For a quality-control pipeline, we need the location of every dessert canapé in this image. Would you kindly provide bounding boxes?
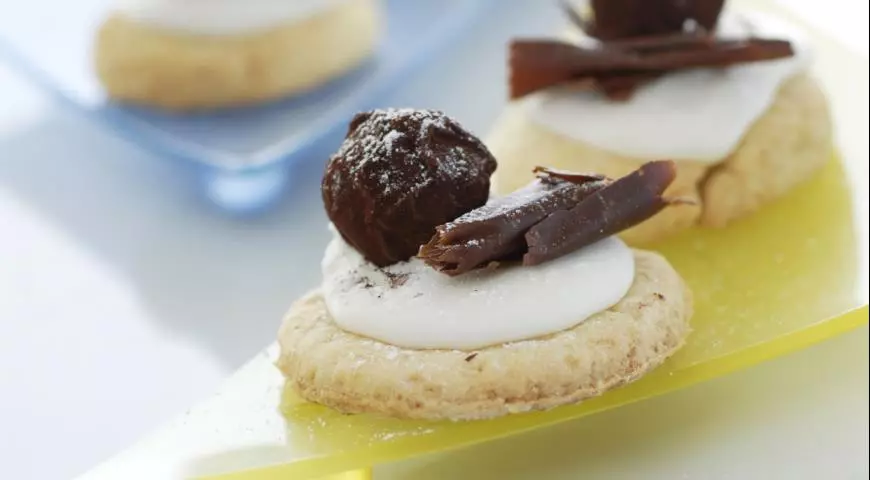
[488,0,832,243]
[94,0,381,111]
[277,109,693,421]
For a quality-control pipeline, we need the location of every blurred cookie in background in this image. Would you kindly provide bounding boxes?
[94,0,382,111]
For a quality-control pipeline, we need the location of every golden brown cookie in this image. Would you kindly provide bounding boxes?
[277,249,692,421]
[487,73,833,244]
[94,0,381,111]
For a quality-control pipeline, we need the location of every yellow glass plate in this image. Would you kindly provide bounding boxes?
[79,2,868,480]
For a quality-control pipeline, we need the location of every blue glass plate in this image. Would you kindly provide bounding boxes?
[0,0,496,211]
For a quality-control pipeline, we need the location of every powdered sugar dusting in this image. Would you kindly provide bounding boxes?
[321,108,498,266]
[382,130,404,152]
[327,109,496,201]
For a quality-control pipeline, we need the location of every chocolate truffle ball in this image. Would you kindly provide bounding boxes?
[588,0,725,40]
[322,109,497,267]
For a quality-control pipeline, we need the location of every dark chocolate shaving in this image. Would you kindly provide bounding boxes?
[510,0,793,100]
[420,161,680,275]
[524,160,677,265]
[603,32,716,52]
[533,165,608,184]
[419,174,610,276]
[509,37,794,100]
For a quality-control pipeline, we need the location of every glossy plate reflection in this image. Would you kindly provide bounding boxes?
[78,154,867,480]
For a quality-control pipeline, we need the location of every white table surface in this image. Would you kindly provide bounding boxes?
[0,1,867,479]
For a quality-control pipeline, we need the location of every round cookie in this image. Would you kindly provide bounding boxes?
[487,73,833,244]
[94,0,381,111]
[277,249,692,421]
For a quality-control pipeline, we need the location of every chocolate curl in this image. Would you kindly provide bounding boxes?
[604,32,716,52]
[509,37,794,100]
[524,160,678,266]
[623,38,793,67]
[533,166,608,184]
[509,31,716,98]
[510,40,615,100]
[419,175,609,276]
[421,162,684,276]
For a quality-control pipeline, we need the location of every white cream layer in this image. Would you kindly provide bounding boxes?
[115,0,345,35]
[321,233,635,350]
[523,11,813,161]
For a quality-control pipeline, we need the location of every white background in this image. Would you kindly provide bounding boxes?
[0,1,867,479]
